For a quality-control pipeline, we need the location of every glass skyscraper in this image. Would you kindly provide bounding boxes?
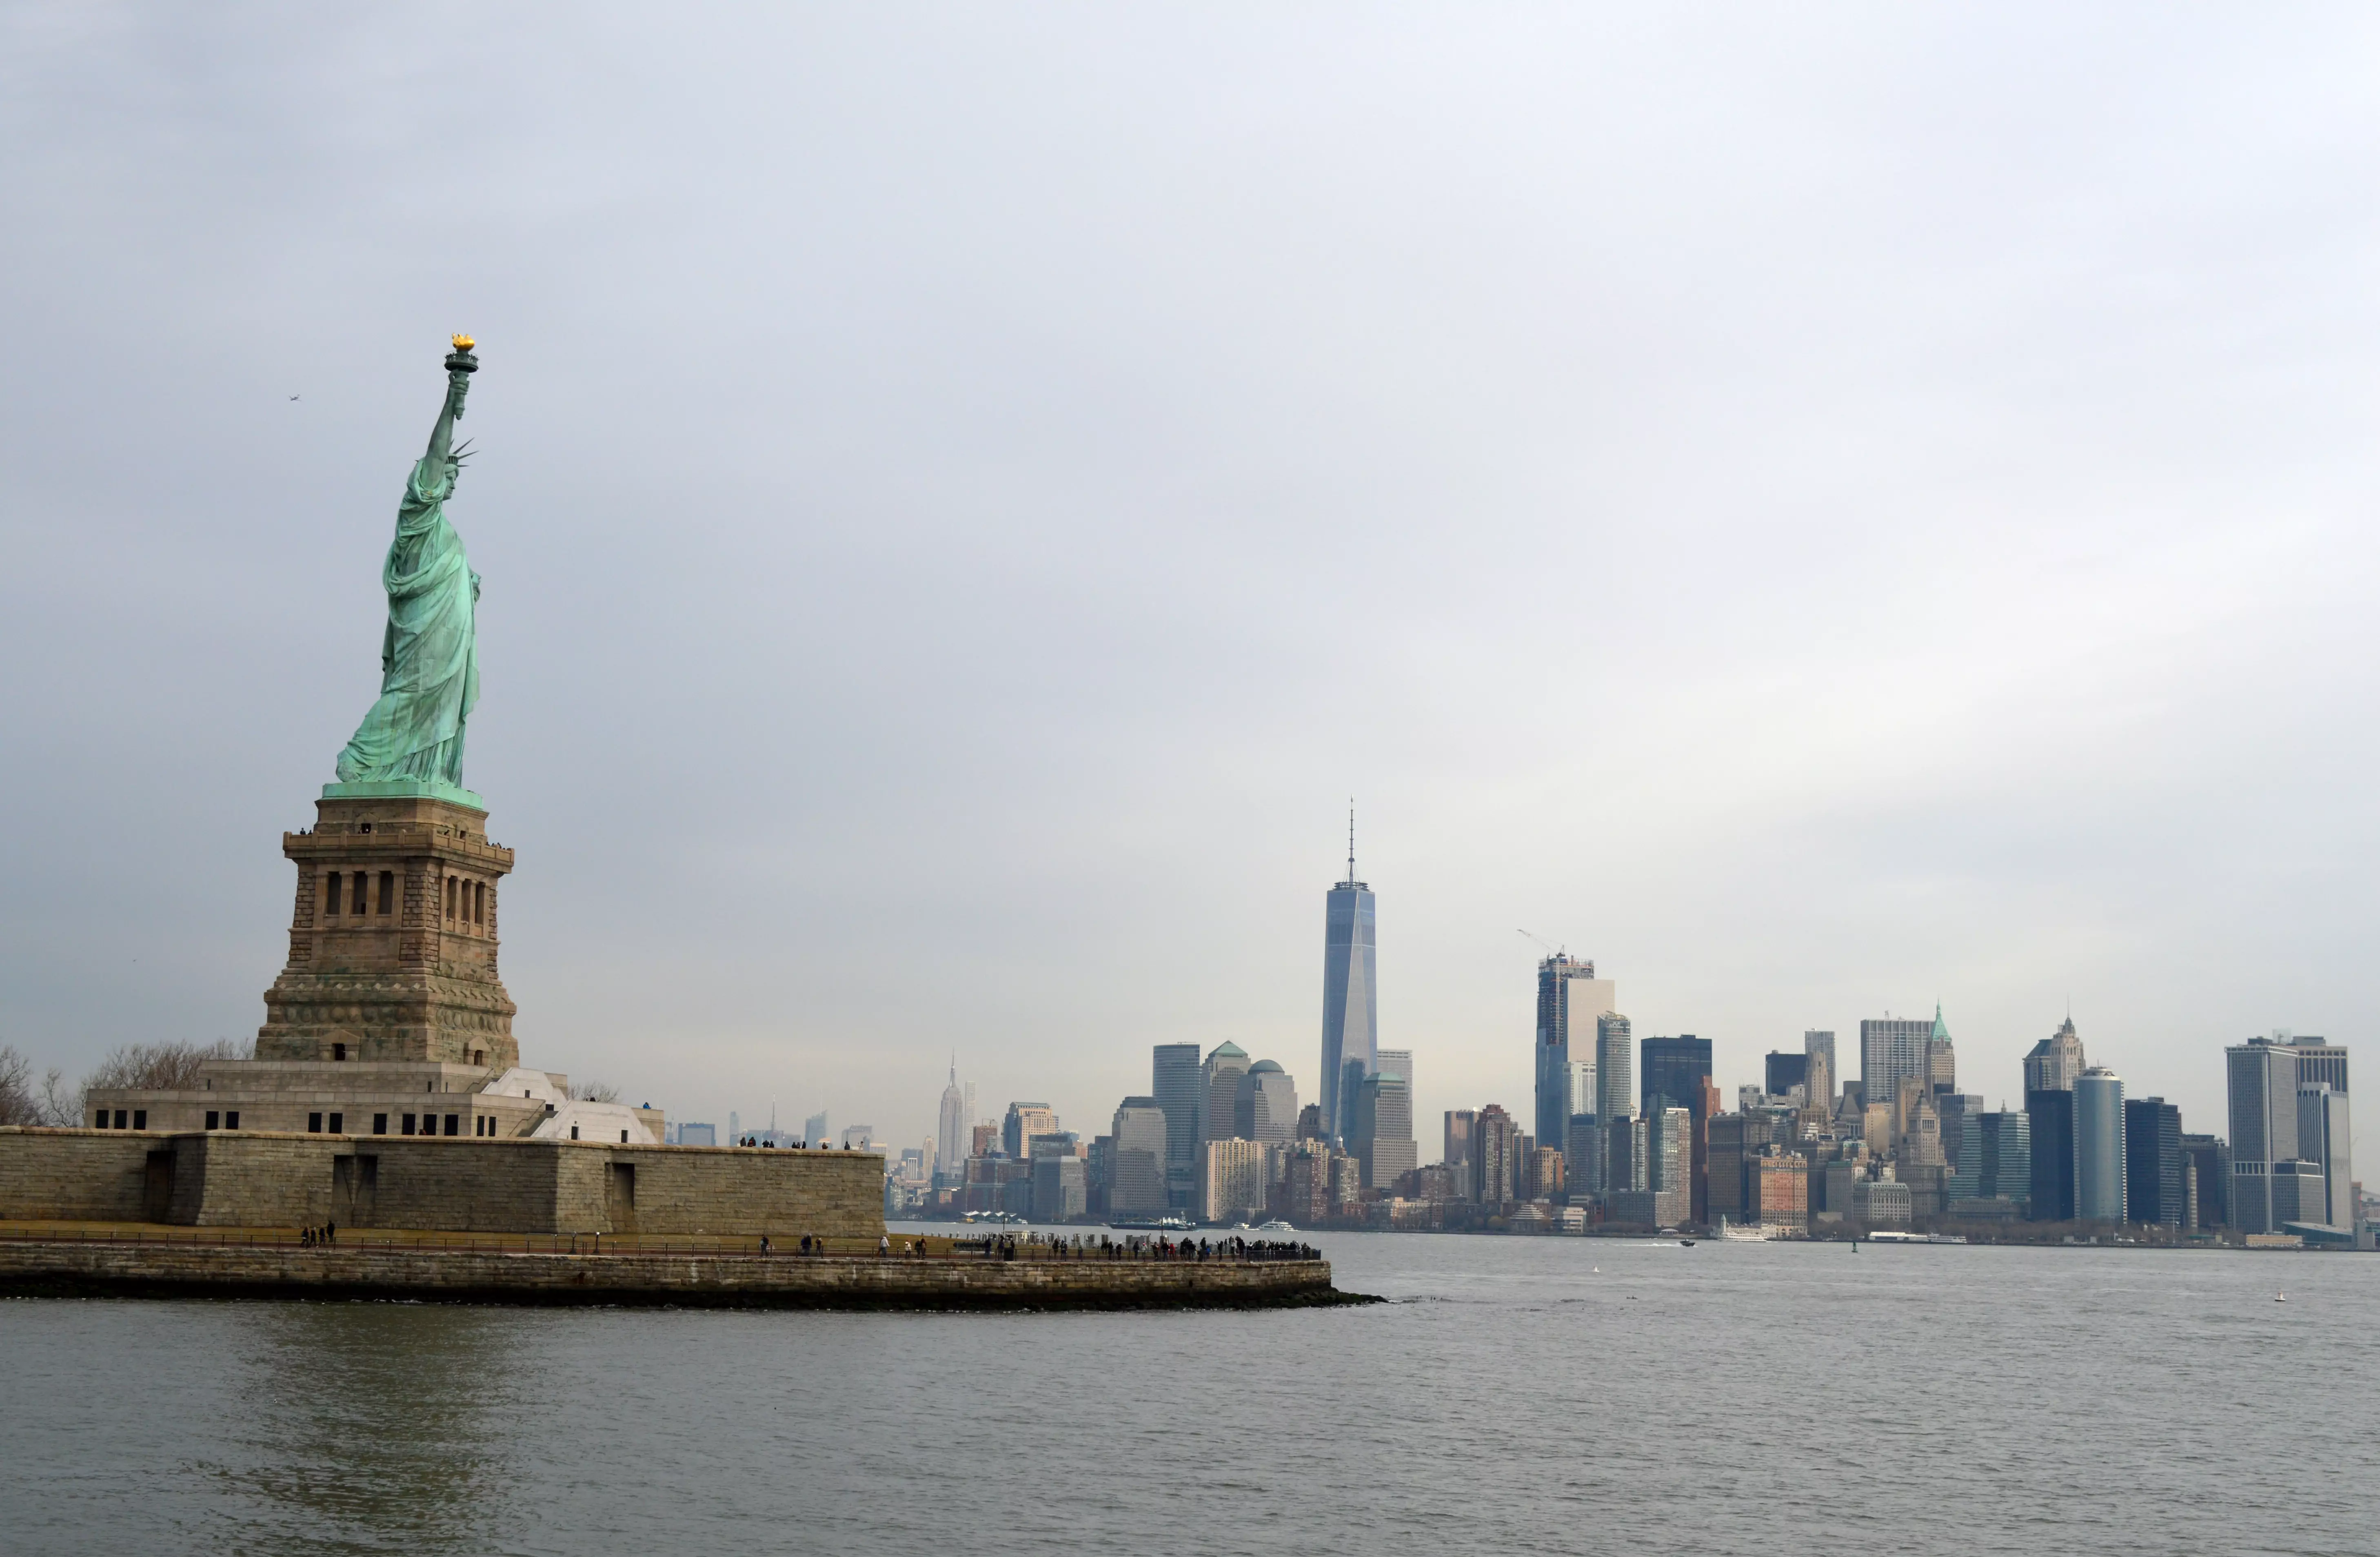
[1318,827,1376,1144]
[2074,1067,2127,1222]
[1594,1013,1634,1127]
[2026,1088,2076,1222]
[1533,954,1613,1150]
[2124,1096,2184,1227]
[1640,1035,1714,1118]
[1151,1042,1203,1211]
[1951,1108,2031,1210]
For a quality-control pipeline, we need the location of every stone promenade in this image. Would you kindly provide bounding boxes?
[0,1229,1359,1310]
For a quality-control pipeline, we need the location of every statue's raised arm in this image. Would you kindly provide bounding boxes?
[410,336,478,514]
[329,338,486,801]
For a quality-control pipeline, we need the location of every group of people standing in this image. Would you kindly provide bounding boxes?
[957,1231,1318,1262]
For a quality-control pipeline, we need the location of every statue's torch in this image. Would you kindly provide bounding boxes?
[443,334,477,419]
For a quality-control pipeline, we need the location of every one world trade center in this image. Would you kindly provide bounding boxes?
[1319,812,1378,1144]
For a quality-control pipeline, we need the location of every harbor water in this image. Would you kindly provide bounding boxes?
[1,1228,2370,1555]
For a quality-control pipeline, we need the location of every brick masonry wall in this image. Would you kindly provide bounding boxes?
[0,1239,1343,1310]
[0,1129,884,1236]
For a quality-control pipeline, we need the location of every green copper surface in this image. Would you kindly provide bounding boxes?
[331,348,484,797]
[319,777,486,810]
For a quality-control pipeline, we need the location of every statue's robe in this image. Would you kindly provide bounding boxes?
[334,455,480,785]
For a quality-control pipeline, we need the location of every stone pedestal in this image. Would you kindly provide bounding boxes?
[257,789,517,1069]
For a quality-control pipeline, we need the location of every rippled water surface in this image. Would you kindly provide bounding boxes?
[2,1230,2373,1555]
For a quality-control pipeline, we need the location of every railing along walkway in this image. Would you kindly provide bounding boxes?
[0,1222,1321,1263]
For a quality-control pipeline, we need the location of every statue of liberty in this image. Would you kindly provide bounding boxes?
[331,337,484,799]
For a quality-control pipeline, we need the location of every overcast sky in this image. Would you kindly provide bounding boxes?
[2,6,2373,1154]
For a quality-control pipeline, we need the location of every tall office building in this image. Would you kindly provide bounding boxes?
[1595,1013,1635,1125]
[1925,1004,1956,1093]
[1107,1098,1169,1213]
[1860,1016,1931,1120]
[1444,1109,1476,1175]
[1641,1035,1714,1117]
[2227,1036,2298,1235]
[1565,1113,1603,1200]
[1650,1105,1692,1227]
[1200,1043,1252,1145]
[1197,1138,1268,1224]
[2286,1035,2350,1091]
[2297,1084,2353,1229]
[2026,1088,2077,1222]
[1708,1112,1776,1224]
[1765,1051,1809,1100]
[2125,1097,2183,1227]
[2023,1018,2086,1095]
[2074,1068,2126,1223]
[1002,1101,1059,1159]
[2181,1133,2229,1229]
[804,1109,830,1149]
[934,1060,971,1186]
[1901,1093,1945,1167]
[1610,1107,1690,1227]
[2280,1035,2351,1228]
[1936,1092,1984,1173]
[1534,954,1615,1151]
[1474,1104,1522,1206]
[1235,1060,1298,1146]
[1640,1035,1713,1222]
[1613,1115,1651,1198]
[1950,1109,2031,1210]
[1033,1153,1088,1223]
[1317,820,1378,1143]
[1378,1049,1413,1116]
[1152,1042,1204,1211]
[1804,1031,1837,1113]
[1350,1068,1417,1190]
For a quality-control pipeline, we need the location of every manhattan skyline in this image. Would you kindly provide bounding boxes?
[2,9,2375,1152]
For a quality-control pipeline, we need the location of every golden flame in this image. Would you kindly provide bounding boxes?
[451,333,475,352]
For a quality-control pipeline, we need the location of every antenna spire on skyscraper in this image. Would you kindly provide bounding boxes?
[1348,798,1357,881]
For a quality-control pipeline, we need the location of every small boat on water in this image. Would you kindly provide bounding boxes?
[2276,1292,2288,1304]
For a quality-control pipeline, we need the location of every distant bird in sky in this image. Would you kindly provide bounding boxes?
[289,394,300,401]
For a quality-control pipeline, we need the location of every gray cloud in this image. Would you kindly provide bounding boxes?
[2,6,2373,1148]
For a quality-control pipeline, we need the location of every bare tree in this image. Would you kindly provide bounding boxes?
[0,1045,73,1127]
[0,1045,33,1125]
[36,1067,77,1126]
[81,1038,249,1094]
[571,1080,621,1103]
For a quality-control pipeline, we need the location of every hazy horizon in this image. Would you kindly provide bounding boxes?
[4,7,2375,1154]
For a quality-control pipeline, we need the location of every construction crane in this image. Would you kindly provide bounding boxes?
[1518,929,1564,960]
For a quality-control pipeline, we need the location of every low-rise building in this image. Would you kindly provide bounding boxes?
[1852,1177,1912,1228]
